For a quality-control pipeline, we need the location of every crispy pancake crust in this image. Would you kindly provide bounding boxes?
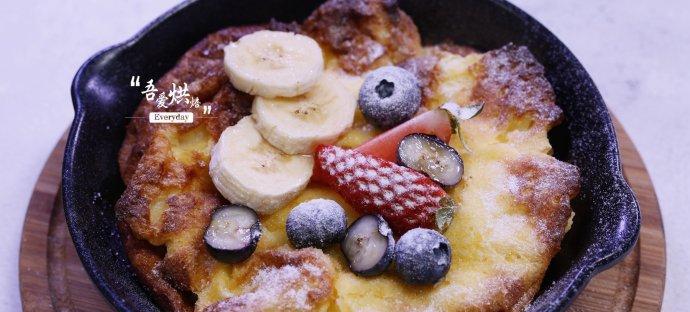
[472,44,563,128]
[203,248,335,312]
[117,24,267,312]
[115,1,579,311]
[303,0,422,74]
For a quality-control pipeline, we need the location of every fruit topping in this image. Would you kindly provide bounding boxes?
[355,102,485,161]
[394,228,451,285]
[223,30,324,98]
[442,101,484,121]
[209,117,313,215]
[358,66,421,129]
[253,72,359,154]
[312,145,458,235]
[355,108,452,162]
[341,214,395,276]
[397,133,464,187]
[204,205,262,263]
[286,199,348,249]
[441,101,484,152]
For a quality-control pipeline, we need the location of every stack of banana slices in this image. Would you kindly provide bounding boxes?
[210,30,361,215]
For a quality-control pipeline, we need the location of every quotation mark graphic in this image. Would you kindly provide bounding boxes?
[202,105,212,115]
[130,76,141,87]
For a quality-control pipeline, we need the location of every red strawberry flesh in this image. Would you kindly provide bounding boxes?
[355,109,452,162]
[313,145,453,235]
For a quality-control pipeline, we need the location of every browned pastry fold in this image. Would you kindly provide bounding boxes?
[117,24,265,312]
[471,44,563,128]
[203,248,335,312]
[303,0,422,74]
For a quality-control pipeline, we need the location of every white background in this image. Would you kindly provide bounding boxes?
[0,0,687,310]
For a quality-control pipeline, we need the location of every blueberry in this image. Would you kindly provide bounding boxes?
[394,228,451,284]
[286,199,347,249]
[397,133,464,186]
[358,66,422,129]
[341,214,395,276]
[204,205,262,263]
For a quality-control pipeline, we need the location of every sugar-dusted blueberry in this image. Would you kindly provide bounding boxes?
[204,205,262,263]
[395,228,451,284]
[286,199,347,249]
[358,66,421,129]
[341,214,395,276]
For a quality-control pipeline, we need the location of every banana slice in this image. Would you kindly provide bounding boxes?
[209,116,314,214]
[252,72,361,154]
[223,30,324,98]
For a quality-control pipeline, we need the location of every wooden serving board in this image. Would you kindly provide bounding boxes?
[18,119,666,311]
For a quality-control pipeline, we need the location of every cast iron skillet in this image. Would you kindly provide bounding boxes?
[65,0,640,311]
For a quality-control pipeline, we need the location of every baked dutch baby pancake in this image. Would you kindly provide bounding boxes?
[115,1,580,311]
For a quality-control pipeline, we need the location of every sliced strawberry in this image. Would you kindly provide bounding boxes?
[313,145,457,235]
[355,109,452,162]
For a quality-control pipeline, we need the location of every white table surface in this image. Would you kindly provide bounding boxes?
[0,0,687,310]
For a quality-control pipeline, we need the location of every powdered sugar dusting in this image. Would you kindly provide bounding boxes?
[314,145,451,234]
[506,155,579,248]
[472,44,562,126]
[286,199,347,249]
[204,249,334,312]
[242,265,310,309]
[378,177,391,187]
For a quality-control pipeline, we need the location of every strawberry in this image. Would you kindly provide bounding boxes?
[355,102,483,162]
[355,109,452,162]
[313,145,457,235]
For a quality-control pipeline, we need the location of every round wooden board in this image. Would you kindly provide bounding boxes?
[18,119,666,311]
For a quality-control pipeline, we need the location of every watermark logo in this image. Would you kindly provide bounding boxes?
[130,75,141,87]
[127,76,214,123]
[149,112,194,123]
